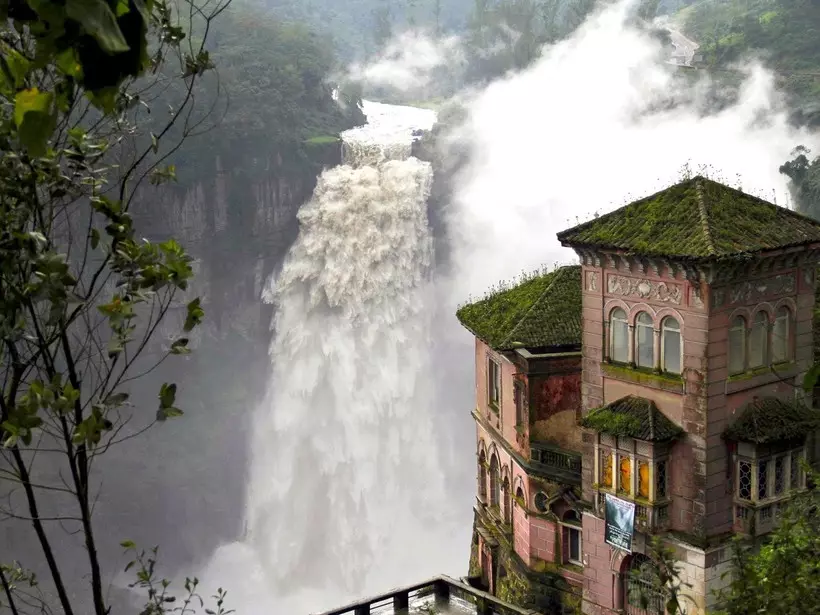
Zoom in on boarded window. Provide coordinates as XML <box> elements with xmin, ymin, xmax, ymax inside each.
<box><xmin>620</xmin><ymin>456</ymin><xmax>632</xmax><ymax>495</ymax></box>
<box><xmin>638</xmin><ymin>460</ymin><xmax>650</xmax><ymax>498</ymax></box>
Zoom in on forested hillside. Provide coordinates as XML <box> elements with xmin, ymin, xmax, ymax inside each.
<box><xmin>680</xmin><ymin>0</ymin><xmax>820</xmax><ymax>124</ymax></box>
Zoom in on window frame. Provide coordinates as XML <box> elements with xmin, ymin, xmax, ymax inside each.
<box><xmin>729</xmin><ymin>316</ymin><xmax>747</xmax><ymax>375</ymax></box>
<box><xmin>561</xmin><ymin>510</ymin><xmax>583</xmax><ymax>567</ymax></box>
<box><xmin>489</xmin><ymin>455</ymin><xmax>500</xmax><ymax>508</ymax></box>
<box><xmin>609</xmin><ymin>307</ymin><xmax>629</xmax><ymax>364</ymax></box>
<box><xmin>772</xmin><ymin>306</ymin><xmax>792</xmax><ymax>364</ymax></box>
<box><xmin>597</xmin><ymin>443</ymin><xmax>670</xmax><ymax>503</ymax></box>
<box><xmin>735</xmin><ymin>448</ymin><xmax>806</xmax><ymax>504</ymax></box>
<box><xmin>748</xmin><ymin>310</ymin><xmax>769</xmax><ymax>369</ymax></box>
<box><xmin>513</xmin><ymin>380</ymin><xmax>525</xmax><ymax>427</ymax></box>
<box><xmin>488</xmin><ymin>356</ymin><xmax>501</xmax><ymax>410</ymax></box>
<box><xmin>635</xmin><ymin>311</ymin><xmax>655</xmax><ymax>369</ymax></box>
<box><xmin>660</xmin><ymin>316</ymin><xmax>682</xmax><ymax>375</ymax></box>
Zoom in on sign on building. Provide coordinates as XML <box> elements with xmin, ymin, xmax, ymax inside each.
<box><xmin>604</xmin><ymin>493</ymin><xmax>635</xmax><ymax>552</ymax></box>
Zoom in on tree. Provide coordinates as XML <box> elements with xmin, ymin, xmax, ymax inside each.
<box><xmin>780</xmin><ymin>146</ymin><xmax>820</xmax><ymax>221</ymax></box>
<box><xmin>0</xmin><ymin>1</ymin><xmax>233</xmax><ymax>614</ymax></box>
<box><xmin>635</xmin><ymin>468</ymin><xmax>820</xmax><ymax>615</ymax></box>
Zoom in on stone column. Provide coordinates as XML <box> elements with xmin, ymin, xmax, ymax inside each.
<box><xmin>627</xmin><ymin>325</ymin><xmax>635</xmax><ymax>364</ymax></box>
<box><xmin>653</xmin><ymin>327</ymin><xmax>662</xmax><ymax>371</ymax></box>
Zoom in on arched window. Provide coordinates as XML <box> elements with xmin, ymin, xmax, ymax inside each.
<box><xmin>562</xmin><ymin>510</ymin><xmax>583</xmax><ymax>566</ymax></box>
<box><xmin>624</xmin><ymin>554</ymin><xmax>665</xmax><ymax>614</ymax></box>
<box><xmin>635</xmin><ymin>312</ymin><xmax>654</xmax><ymax>369</ymax></box>
<box><xmin>502</xmin><ymin>477</ymin><xmax>511</xmax><ymax>524</ymax></box>
<box><xmin>610</xmin><ymin>308</ymin><xmax>629</xmax><ymax>363</ymax></box>
<box><xmin>749</xmin><ymin>311</ymin><xmax>769</xmax><ymax>368</ymax></box>
<box><xmin>515</xmin><ymin>486</ymin><xmax>525</xmax><ymax>508</ymax></box>
<box><xmin>478</xmin><ymin>451</ymin><xmax>487</xmax><ymax>502</ymax></box>
<box><xmin>729</xmin><ymin>316</ymin><xmax>746</xmax><ymax>375</ymax></box>
<box><xmin>772</xmin><ymin>306</ymin><xmax>791</xmax><ymax>363</ymax></box>
<box><xmin>489</xmin><ymin>455</ymin><xmax>500</xmax><ymax>508</ymax></box>
<box><xmin>661</xmin><ymin>317</ymin><xmax>681</xmax><ymax>374</ymax></box>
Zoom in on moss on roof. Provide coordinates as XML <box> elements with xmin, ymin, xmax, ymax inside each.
<box><xmin>581</xmin><ymin>395</ymin><xmax>684</xmax><ymax>442</ymax></box>
<box><xmin>456</xmin><ymin>265</ymin><xmax>581</xmax><ymax>351</ymax></box>
<box><xmin>557</xmin><ymin>176</ymin><xmax>820</xmax><ymax>260</ymax></box>
<box><xmin>724</xmin><ymin>397</ymin><xmax>820</xmax><ymax>445</ymax></box>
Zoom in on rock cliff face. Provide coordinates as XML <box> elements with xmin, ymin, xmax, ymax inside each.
<box><xmin>134</xmin><ymin>145</ymin><xmax>342</xmax><ymax>345</ymax></box>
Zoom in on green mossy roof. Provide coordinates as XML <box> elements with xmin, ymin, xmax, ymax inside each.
<box><xmin>723</xmin><ymin>397</ymin><xmax>820</xmax><ymax>445</ymax></box>
<box><xmin>456</xmin><ymin>265</ymin><xmax>581</xmax><ymax>351</ymax></box>
<box><xmin>581</xmin><ymin>395</ymin><xmax>684</xmax><ymax>442</ymax></box>
<box><xmin>557</xmin><ymin>176</ymin><xmax>820</xmax><ymax>260</ymax></box>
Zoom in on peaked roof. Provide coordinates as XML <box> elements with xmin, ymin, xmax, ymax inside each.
<box><xmin>580</xmin><ymin>395</ymin><xmax>684</xmax><ymax>442</ymax></box>
<box><xmin>456</xmin><ymin>265</ymin><xmax>581</xmax><ymax>351</ymax></box>
<box><xmin>724</xmin><ymin>397</ymin><xmax>820</xmax><ymax>445</ymax></box>
<box><xmin>557</xmin><ymin>176</ymin><xmax>820</xmax><ymax>261</ymax></box>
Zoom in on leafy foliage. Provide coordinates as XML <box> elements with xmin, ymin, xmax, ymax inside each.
<box><xmin>0</xmin><ymin>1</ymin><xmax>235</xmax><ymax>614</ymax></box>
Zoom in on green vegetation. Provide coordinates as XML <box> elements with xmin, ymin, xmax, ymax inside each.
<box><xmin>456</xmin><ymin>265</ymin><xmax>581</xmax><ymax>351</ymax></box>
<box><xmin>679</xmin><ymin>0</ymin><xmax>820</xmax><ymax>124</ymax></box>
<box><xmin>557</xmin><ymin>176</ymin><xmax>820</xmax><ymax>260</ymax></box>
<box><xmin>0</xmin><ymin>1</ymin><xmax>235</xmax><ymax>615</ymax></box>
<box><xmin>581</xmin><ymin>396</ymin><xmax>684</xmax><ymax>441</ymax></box>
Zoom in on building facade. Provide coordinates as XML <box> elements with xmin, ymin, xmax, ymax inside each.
<box><xmin>458</xmin><ymin>176</ymin><xmax>820</xmax><ymax>614</ymax></box>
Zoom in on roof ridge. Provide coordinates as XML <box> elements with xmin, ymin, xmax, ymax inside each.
<box><xmin>647</xmin><ymin>401</ymin><xmax>656</xmax><ymax>440</ymax></box>
<box><xmin>694</xmin><ymin>177</ymin><xmax>717</xmax><ymax>256</ymax></box>
<box><xmin>499</xmin><ymin>266</ymin><xmax>567</xmax><ymax>348</ymax></box>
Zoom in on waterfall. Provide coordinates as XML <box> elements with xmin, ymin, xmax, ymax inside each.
<box><xmin>198</xmin><ymin>102</ymin><xmax>467</xmax><ymax>615</ymax></box>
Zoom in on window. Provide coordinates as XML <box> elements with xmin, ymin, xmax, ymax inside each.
<box><xmin>610</xmin><ymin>308</ymin><xmax>629</xmax><ymax>363</ymax></box>
<box><xmin>562</xmin><ymin>510</ymin><xmax>583</xmax><ymax>566</ymax></box>
<box><xmin>749</xmin><ymin>311</ymin><xmax>768</xmax><ymax>368</ymax></box>
<box><xmin>635</xmin><ymin>312</ymin><xmax>654</xmax><ymax>369</ymax></box>
<box><xmin>772</xmin><ymin>307</ymin><xmax>791</xmax><ymax>363</ymax></box>
<box><xmin>489</xmin><ymin>455</ymin><xmax>500</xmax><ymax>507</ymax></box>
<box><xmin>625</xmin><ymin>554</ymin><xmax>665</xmax><ymax>614</ymax></box>
<box><xmin>758</xmin><ymin>458</ymin><xmax>769</xmax><ymax>499</ymax></box>
<box><xmin>502</xmin><ymin>477</ymin><xmax>511</xmax><ymax>524</ymax></box>
<box><xmin>514</xmin><ymin>381</ymin><xmax>525</xmax><ymax>426</ymax></box>
<box><xmin>619</xmin><ymin>456</ymin><xmax>632</xmax><ymax>495</ymax></box>
<box><xmin>729</xmin><ymin>316</ymin><xmax>746</xmax><ymax>375</ymax></box>
<box><xmin>655</xmin><ymin>460</ymin><xmax>667</xmax><ymax>499</ymax></box>
<box><xmin>637</xmin><ymin>460</ymin><xmax>650</xmax><ymax>498</ymax></box>
<box><xmin>661</xmin><ymin>317</ymin><xmax>681</xmax><ymax>374</ymax></box>
<box><xmin>774</xmin><ymin>455</ymin><xmax>785</xmax><ymax>496</ymax></box>
<box><xmin>791</xmin><ymin>451</ymin><xmax>803</xmax><ymax>489</ymax></box>
<box><xmin>534</xmin><ymin>491</ymin><xmax>549</xmax><ymax>513</ymax></box>
<box><xmin>600</xmin><ymin>449</ymin><xmax>613</xmax><ymax>488</ymax></box>
<box><xmin>515</xmin><ymin>486</ymin><xmax>525</xmax><ymax>508</ymax></box>
<box><xmin>488</xmin><ymin>357</ymin><xmax>500</xmax><ymax>408</ymax></box>
<box><xmin>738</xmin><ymin>459</ymin><xmax>752</xmax><ymax>500</ymax></box>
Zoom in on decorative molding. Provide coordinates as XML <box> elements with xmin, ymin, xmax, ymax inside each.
<box><xmin>607</xmin><ymin>275</ymin><xmax>683</xmax><ymax>305</ymax></box>
<box><xmin>586</xmin><ymin>271</ymin><xmax>599</xmax><ymax>292</ymax></box>
<box><xmin>689</xmin><ymin>285</ymin><xmax>705</xmax><ymax>308</ymax></box>
<box><xmin>712</xmin><ymin>273</ymin><xmax>796</xmax><ymax>308</ymax></box>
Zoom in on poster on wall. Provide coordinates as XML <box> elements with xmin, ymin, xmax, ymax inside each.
<box><xmin>604</xmin><ymin>493</ymin><xmax>635</xmax><ymax>552</ymax></box>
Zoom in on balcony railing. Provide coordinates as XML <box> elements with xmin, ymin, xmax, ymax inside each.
<box><xmin>529</xmin><ymin>442</ymin><xmax>582</xmax><ymax>485</ymax></box>
<box><xmin>312</xmin><ymin>575</ymin><xmax>541</xmax><ymax>615</ymax></box>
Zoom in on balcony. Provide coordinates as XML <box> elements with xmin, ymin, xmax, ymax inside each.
<box><xmin>529</xmin><ymin>442</ymin><xmax>582</xmax><ymax>486</ymax></box>
<box><xmin>313</xmin><ymin>575</ymin><xmax>541</xmax><ymax>615</ymax></box>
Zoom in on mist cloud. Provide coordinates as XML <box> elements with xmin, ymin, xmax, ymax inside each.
<box><xmin>347</xmin><ymin>31</ymin><xmax>465</xmax><ymax>93</ymax></box>
<box><xmin>442</xmin><ymin>0</ymin><xmax>815</xmax><ymax>301</ymax></box>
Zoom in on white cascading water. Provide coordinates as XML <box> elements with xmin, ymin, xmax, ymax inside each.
<box><xmin>199</xmin><ymin>101</ymin><xmax>467</xmax><ymax>614</ymax></box>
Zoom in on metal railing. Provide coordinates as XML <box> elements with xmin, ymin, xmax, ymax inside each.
<box><xmin>312</xmin><ymin>575</ymin><xmax>541</xmax><ymax>615</ymax></box>
<box><xmin>529</xmin><ymin>442</ymin><xmax>582</xmax><ymax>484</ymax></box>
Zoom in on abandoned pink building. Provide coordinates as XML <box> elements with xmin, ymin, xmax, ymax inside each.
<box><xmin>456</xmin><ymin>176</ymin><xmax>820</xmax><ymax>615</ymax></box>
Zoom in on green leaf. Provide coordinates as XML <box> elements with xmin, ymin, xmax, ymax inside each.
<box><xmin>159</xmin><ymin>382</ymin><xmax>176</xmax><ymax>409</ymax></box>
<box><xmin>183</xmin><ymin>298</ymin><xmax>204</xmax><ymax>332</ymax></box>
<box><xmin>14</xmin><ymin>88</ymin><xmax>56</xmax><ymax>157</ymax></box>
<box><xmin>103</xmin><ymin>392</ymin><xmax>129</xmax><ymax>406</ymax></box>
<box><xmin>803</xmin><ymin>363</ymin><xmax>820</xmax><ymax>392</ymax></box>
<box><xmin>120</xmin><ymin>540</ymin><xmax>136</xmax><ymax>549</ymax></box>
<box><xmin>66</xmin><ymin>0</ymin><xmax>130</xmax><ymax>54</ymax></box>
<box><xmin>55</xmin><ymin>49</ymin><xmax>82</xmax><ymax>79</ymax></box>
<box><xmin>170</xmin><ymin>338</ymin><xmax>190</xmax><ymax>355</ymax></box>
<box><xmin>150</xmin><ymin>132</ymin><xmax>158</xmax><ymax>153</ymax></box>
<box><xmin>0</xmin><ymin>47</ymin><xmax>31</xmax><ymax>93</ymax></box>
